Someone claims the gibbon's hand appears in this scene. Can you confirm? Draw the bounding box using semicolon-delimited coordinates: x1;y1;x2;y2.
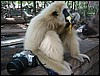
74;54;90;63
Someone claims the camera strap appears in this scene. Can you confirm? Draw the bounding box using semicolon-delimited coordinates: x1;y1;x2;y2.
34;55;58;75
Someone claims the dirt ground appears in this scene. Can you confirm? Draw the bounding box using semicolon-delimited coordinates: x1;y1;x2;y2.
1;23;27;71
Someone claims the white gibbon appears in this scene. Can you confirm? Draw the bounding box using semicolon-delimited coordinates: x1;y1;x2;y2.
24;1;90;75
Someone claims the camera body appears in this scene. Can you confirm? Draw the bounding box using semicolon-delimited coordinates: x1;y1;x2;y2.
13;50;38;67
7;50;38;75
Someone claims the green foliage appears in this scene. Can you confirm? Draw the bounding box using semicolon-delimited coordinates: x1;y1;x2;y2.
65;1;99;18
1;1;99;18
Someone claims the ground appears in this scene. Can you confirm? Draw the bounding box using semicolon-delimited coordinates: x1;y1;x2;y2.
1;23;26;71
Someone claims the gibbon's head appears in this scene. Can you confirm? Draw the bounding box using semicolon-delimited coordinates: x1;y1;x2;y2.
38;1;71;31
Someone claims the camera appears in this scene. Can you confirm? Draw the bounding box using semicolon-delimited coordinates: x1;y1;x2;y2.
7;50;38;75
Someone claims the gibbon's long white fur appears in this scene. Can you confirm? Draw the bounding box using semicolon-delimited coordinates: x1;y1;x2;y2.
24;1;90;75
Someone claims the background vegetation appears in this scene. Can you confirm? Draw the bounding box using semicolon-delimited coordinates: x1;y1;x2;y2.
1;1;99;20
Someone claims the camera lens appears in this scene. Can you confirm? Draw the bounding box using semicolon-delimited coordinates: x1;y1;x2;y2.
7;57;28;75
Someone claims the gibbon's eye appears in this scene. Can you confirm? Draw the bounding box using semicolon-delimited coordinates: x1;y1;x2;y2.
52;10;58;16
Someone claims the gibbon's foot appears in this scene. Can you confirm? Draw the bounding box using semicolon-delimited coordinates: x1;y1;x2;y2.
74;54;90;63
59;61;73;75
63;61;72;69
63;61;73;74
47;61;72;75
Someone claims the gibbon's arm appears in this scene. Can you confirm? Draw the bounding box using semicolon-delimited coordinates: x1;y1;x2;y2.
37;30;72;75
33;50;72;75
39;30;64;63
63;28;90;62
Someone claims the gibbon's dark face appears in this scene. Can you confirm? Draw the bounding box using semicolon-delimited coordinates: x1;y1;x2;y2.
62;8;71;28
52;8;70;18
52;7;71;28
62;8;70;20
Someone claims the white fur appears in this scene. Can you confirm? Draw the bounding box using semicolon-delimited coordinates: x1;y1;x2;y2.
24;1;90;75
39;31;64;62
